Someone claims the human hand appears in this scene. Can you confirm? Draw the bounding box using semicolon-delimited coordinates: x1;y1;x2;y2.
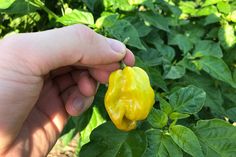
0;24;135;157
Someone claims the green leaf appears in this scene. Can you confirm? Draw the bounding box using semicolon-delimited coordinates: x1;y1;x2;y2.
158;44;176;62
156;94;173;115
136;48;162;66
0;0;15;9
229;10;236;22
168;33;193;55
139;12;170;32
2;12;40;31
218;23;236;49
148;68;168;92
179;1;197;15
0;0;38;14
61;108;93;145
178;55;199;73
143;129;183;157
197;56;236;88
61;117;80;145
226;107;236;122
202;0;223;7
182;72;225;116
73;109;94;132
82;0;103;12
233;69;236;82
132;20;152;37
169;112;190;120
185;26;205;43
170;125;204;157
106;20;146;50
193;40;223;58
147;108;168;129
103;0;134;11
196;6;218;17
57;9;94;25
78;107;106;150
164;65;186;80
92;84;108;119
79;122;146;157
128;0;145;5
95;13;118;28
169;85;206;114
221;84;236;105
61;127;77;146
167;4;182;17
217;1;231;14
134;56;148;71
144;30;164;45
204;14;220;25
193;119;236;157
142;1;155;11
206;27;219;39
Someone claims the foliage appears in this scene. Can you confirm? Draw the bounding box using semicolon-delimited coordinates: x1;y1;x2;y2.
1;0;236;156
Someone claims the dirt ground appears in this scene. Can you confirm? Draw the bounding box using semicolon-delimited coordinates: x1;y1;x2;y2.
47;135;79;157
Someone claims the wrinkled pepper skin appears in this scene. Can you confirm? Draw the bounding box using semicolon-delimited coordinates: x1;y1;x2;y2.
105;66;155;131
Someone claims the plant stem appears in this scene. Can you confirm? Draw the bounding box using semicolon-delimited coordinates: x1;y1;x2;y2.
28;0;58;19
120;61;127;69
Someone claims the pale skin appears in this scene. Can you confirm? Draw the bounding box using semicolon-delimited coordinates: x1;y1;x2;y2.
0;24;135;157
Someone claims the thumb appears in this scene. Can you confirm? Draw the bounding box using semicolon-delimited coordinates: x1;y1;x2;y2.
2;24;126;75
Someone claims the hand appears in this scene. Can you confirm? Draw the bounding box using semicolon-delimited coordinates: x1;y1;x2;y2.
0;24;135;157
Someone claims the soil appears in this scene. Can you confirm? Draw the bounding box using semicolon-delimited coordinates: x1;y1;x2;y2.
47;134;79;157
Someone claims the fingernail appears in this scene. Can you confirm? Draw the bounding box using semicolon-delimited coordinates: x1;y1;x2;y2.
72;97;84;113
72;96;94;115
107;38;126;53
82;96;94;113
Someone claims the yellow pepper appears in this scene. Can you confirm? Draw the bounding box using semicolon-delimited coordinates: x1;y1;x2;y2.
105;66;155;131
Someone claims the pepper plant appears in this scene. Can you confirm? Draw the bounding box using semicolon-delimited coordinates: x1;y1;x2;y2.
1;0;236;157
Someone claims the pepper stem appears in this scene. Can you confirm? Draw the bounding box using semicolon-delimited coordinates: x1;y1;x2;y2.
119;37;130;69
120;61;126;69
122;37;130;45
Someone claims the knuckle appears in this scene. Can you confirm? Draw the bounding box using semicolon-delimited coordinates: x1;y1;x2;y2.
70;24;95;42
